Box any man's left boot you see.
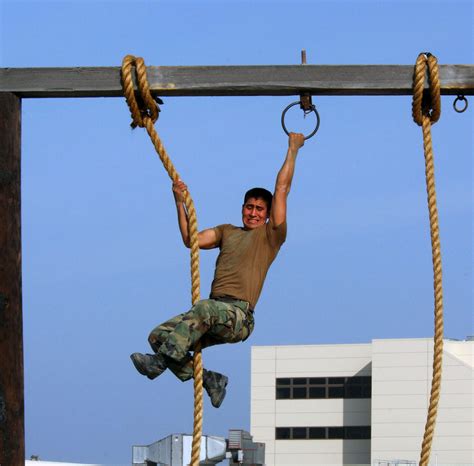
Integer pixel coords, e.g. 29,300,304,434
203,369,229,408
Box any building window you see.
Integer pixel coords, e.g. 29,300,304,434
275,427,290,439
308,427,325,439
292,427,306,439
275,426,371,440
327,427,344,439
275,376,371,399
345,426,371,439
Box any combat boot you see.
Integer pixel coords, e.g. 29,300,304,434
203,369,229,408
130,352,167,380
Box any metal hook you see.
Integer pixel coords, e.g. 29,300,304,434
453,95,468,113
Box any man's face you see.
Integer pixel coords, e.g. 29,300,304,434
242,197,269,230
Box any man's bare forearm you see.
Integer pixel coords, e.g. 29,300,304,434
271,133,304,227
175,200,191,247
275,132,305,193
275,148,298,195
173,179,191,247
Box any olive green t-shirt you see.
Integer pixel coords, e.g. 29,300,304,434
210,220,287,310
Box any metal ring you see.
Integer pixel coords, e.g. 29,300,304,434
281,101,321,140
453,95,468,113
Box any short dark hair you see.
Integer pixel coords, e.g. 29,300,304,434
244,187,273,211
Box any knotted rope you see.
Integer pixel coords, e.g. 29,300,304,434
412,52,444,466
121,55,204,466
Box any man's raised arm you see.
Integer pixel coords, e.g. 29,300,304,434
270,132,305,227
173,180,218,249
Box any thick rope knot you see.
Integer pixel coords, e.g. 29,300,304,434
412,53,444,466
121,55,161,128
412,53,441,126
120,55,204,466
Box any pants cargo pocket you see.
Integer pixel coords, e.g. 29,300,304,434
241,313,254,342
232,307,254,343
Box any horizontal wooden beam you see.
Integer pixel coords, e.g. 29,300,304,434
0,65,473,98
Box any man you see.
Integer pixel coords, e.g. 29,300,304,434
131,132,305,408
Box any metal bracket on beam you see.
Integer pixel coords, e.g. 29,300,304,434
299,50,314,113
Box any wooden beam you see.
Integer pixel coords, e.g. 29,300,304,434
0,65,473,98
0,93,24,466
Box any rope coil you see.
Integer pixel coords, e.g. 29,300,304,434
412,53,441,125
412,52,444,466
121,55,204,466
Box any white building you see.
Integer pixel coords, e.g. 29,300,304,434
250,338,473,466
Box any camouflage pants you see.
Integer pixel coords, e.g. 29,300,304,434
148,298,255,381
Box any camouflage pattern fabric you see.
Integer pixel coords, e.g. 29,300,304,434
148,298,254,381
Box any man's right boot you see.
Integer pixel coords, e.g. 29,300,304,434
203,369,229,408
130,352,167,380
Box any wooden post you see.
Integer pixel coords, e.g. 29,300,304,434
0,93,24,466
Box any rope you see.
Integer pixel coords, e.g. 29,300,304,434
121,55,204,466
412,52,444,466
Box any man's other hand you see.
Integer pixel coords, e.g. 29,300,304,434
172,179,188,203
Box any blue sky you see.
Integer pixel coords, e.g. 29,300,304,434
1,0,472,464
